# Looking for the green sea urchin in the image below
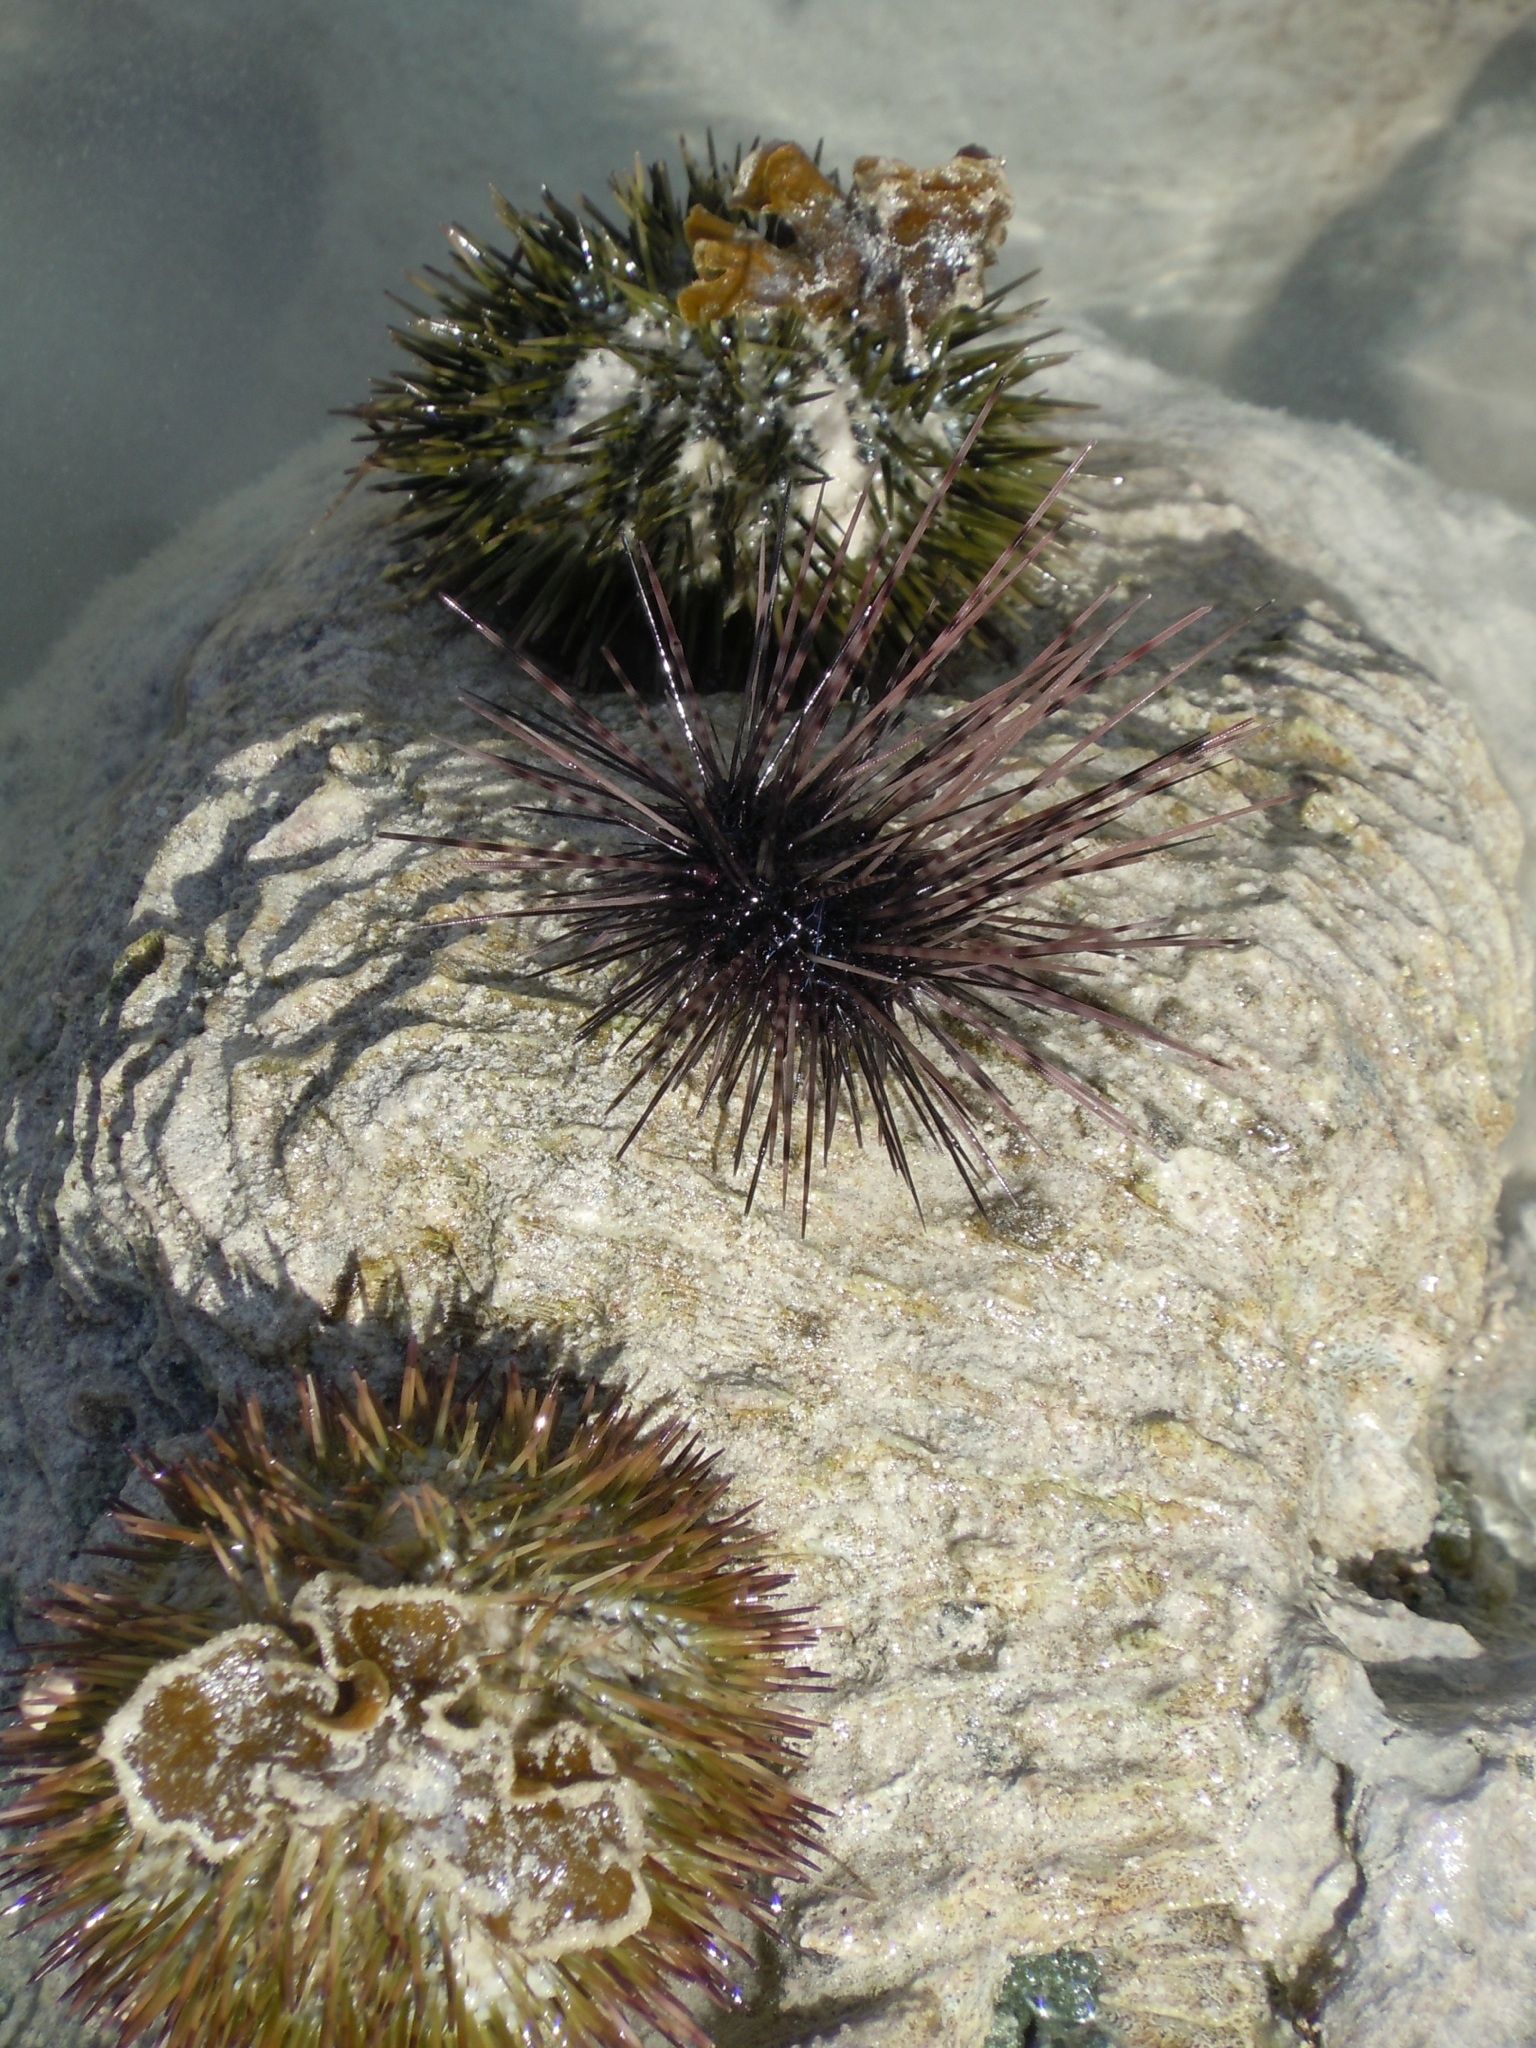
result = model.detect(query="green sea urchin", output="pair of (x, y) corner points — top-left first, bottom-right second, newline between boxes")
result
(353, 138), (1078, 680)
(1, 1356), (821, 2048)
(410, 428), (1281, 1228)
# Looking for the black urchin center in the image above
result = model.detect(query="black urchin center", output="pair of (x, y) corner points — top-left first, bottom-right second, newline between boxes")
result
(664, 782), (920, 1004)
(550, 757), (975, 1226)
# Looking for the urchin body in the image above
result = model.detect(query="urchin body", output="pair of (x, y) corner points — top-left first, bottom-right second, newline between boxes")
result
(1, 1359), (820, 2048)
(354, 141), (1076, 678)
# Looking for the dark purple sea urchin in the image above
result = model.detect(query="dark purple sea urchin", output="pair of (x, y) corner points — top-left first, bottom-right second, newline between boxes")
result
(417, 427), (1281, 1228)
(1, 1357), (821, 2048)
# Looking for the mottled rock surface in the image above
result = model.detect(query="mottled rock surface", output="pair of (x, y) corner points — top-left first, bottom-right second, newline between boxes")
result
(1, 359), (1531, 2047)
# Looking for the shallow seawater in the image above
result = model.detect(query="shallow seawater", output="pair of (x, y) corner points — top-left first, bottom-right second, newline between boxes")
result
(5, 0), (1535, 683)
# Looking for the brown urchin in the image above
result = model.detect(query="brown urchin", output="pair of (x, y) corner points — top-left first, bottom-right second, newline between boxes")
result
(0, 1353), (822, 2048)
(414, 428), (1282, 1227)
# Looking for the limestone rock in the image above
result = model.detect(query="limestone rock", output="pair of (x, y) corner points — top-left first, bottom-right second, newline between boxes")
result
(0, 356), (1530, 2047)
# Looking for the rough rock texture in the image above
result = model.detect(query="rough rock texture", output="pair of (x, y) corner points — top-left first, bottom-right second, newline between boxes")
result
(1069, 338), (1536, 930)
(1, 374), (1532, 2047)
(1306, 1218), (1536, 2047)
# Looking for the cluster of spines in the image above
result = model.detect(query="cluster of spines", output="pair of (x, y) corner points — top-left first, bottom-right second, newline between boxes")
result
(409, 418), (1281, 1228)
(354, 141), (1078, 681)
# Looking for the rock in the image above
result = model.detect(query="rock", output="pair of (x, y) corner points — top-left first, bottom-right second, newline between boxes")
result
(1066, 336), (1536, 912)
(1, 342), (1531, 2047)
(1293, 1608), (1536, 2048)
(1449, 1285), (1536, 1575)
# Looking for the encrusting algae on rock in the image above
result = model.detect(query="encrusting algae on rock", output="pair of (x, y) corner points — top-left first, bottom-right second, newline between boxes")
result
(354, 138), (1078, 678)
(678, 140), (1012, 363)
(0, 1352), (822, 2048)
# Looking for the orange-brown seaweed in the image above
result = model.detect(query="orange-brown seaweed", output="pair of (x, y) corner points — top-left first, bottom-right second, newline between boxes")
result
(680, 140), (1012, 362)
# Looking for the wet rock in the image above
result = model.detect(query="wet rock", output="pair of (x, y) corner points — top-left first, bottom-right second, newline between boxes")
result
(1, 345), (1530, 2047)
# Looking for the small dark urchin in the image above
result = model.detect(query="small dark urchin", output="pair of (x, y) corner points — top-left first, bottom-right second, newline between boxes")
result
(1, 1354), (821, 2048)
(414, 427), (1283, 1227)
(352, 137), (1078, 681)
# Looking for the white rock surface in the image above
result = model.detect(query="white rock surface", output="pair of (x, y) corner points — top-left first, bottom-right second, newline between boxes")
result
(1, 346), (1533, 2047)
(1068, 339), (1536, 916)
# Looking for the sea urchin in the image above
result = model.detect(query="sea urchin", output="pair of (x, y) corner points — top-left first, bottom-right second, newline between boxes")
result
(353, 138), (1077, 680)
(1, 1355), (821, 2048)
(414, 429), (1282, 1226)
